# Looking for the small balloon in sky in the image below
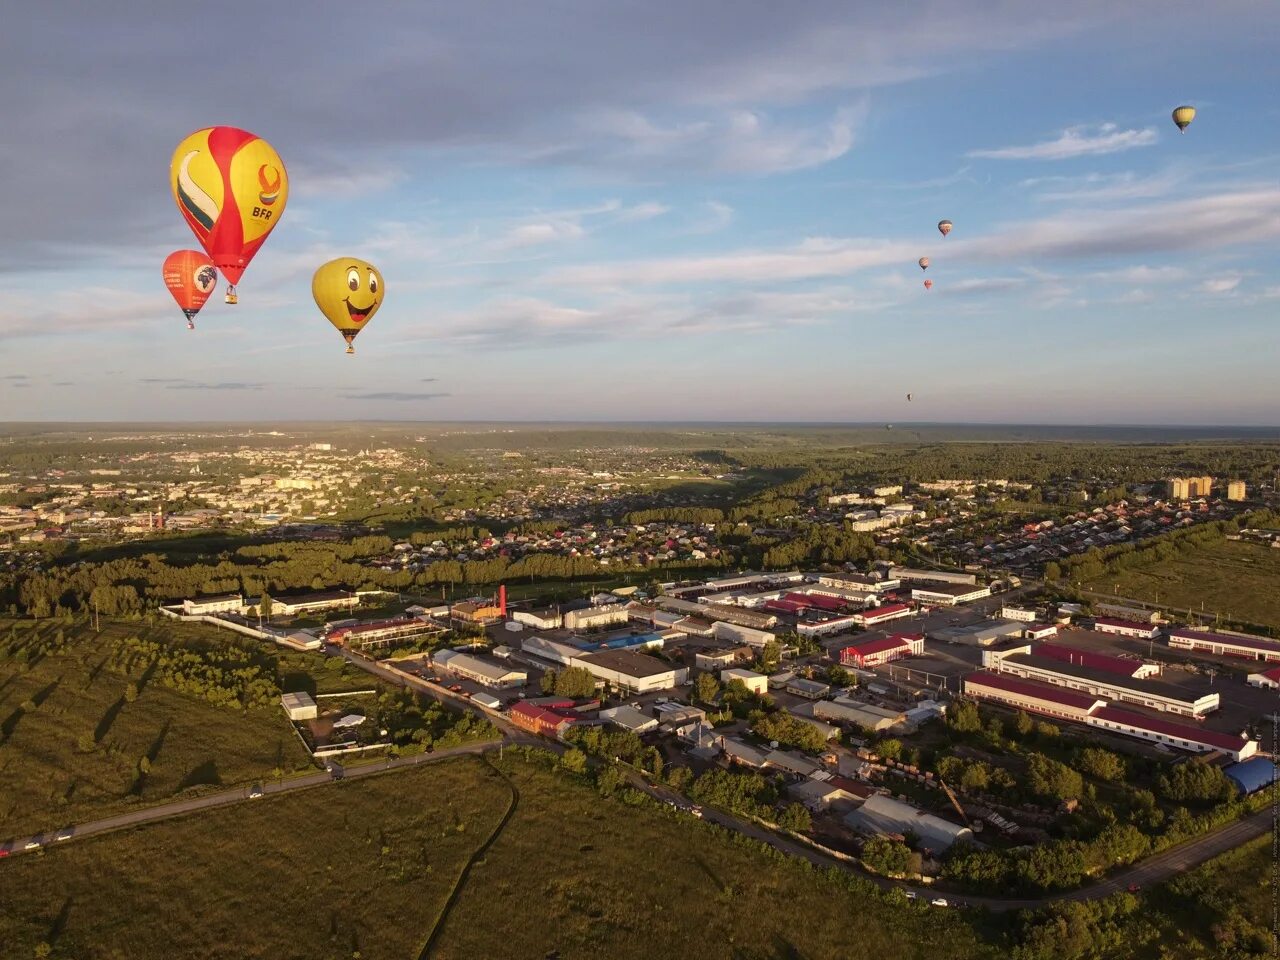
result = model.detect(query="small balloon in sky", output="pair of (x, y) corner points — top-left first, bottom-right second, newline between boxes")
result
(312, 257), (385, 354)
(162, 249), (218, 330)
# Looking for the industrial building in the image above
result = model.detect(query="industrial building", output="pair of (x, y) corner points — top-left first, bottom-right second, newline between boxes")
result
(1224, 758), (1277, 794)
(271, 591), (360, 616)
(520, 634), (582, 666)
(888, 566), (978, 586)
(1092, 618), (1159, 640)
(599, 704), (659, 734)
(327, 616), (442, 650)
(853, 603), (914, 627)
(818, 573), (901, 594)
(839, 633), (925, 668)
(694, 648), (740, 670)
(711, 620), (776, 649)
(281, 691), (318, 721)
(909, 582), (992, 606)
(1032, 642), (1162, 679)
(929, 620), (1024, 647)
(563, 603), (629, 631)
(1094, 603), (1159, 624)
(511, 607), (563, 630)
(451, 599), (504, 623)
(797, 614), (862, 639)
(509, 700), (578, 738)
(814, 698), (907, 732)
(432, 649), (528, 689)
(182, 593), (245, 616)
(655, 596), (779, 630)
(1001, 606), (1037, 622)
(785, 676), (831, 699)
(572, 649), (689, 694)
(963, 672), (1255, 761)
(983, 647), (1217, 717)
(1167, 628), (1280, 663)
(844, 794), (973, 853)
(1025, 623), (1059, 640)
(1247, 665), (1280, 689)
(720, 667), (768, 695)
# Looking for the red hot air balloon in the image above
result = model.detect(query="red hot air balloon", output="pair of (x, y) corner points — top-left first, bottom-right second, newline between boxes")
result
(169, 127), (289, 304)
(162, 249), (219, 329)
(923, 279), (933, 291)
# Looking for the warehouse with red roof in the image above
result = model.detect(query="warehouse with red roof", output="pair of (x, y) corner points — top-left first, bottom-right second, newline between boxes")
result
(839, 633), (925, 668)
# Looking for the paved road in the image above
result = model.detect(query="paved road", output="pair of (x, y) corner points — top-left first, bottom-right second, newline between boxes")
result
(1, 740), (497, 858)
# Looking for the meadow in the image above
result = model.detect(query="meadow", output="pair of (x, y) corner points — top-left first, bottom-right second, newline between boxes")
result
(1078, 539), (1280, 631)
(0, 617), (377, 838)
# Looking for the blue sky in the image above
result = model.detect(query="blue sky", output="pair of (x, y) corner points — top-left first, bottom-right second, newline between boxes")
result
(3, 1), (1279, 424)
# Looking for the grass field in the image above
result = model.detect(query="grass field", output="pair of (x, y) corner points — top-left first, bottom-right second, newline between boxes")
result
(0, 752), (993, 960)
(1079, 539), (1280, 631)
(0, 618), (378, 838)
(0, 757), (513, 959)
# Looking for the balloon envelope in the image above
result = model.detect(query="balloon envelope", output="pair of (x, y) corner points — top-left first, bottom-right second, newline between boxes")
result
(313, 257), (385, 353)
(923, 279), (933, 290)
(937, 220), (952, 237)
(170, 126), (288, 289)
(162, 249), (218, 329)
(918, 257), (929, 271)
(1172, 105), (1196, 132)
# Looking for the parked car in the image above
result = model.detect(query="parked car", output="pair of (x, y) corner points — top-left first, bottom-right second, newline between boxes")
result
(930, 898), (949, 908)
(55, 828), (73, 842)
(24, 840), (41, 851)
(904, 891), (917, 901)
(249, 785), (265, 799)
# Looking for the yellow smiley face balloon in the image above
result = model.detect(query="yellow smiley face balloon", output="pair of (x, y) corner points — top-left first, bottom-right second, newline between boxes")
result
(312, 257), (385, 354)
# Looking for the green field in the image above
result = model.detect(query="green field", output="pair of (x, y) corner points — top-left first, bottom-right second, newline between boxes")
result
(0, 752), (990, 960)
(1078, 539), (1280, 631)
(0, 618), (377, 838)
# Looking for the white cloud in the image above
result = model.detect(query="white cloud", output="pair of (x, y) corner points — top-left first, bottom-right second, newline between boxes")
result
(1028, 169), (1185, 202)
(499, 220), (587, 249)
(688, 201), (735, 234)
(561, 103), (865, 175)
(615, 202), (671, 222)
(970, 123), (1157, 161)
(1199, 274), (1242, 294)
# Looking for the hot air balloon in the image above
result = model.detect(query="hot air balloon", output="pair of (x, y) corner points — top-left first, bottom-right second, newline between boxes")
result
(918, 257), (929, 271)
(907, 393), (913, 402)
(170, 126), (289, 304)
(923, 279), (933, 291)
(937, 220), (953, 238)
(313, 257), (385, 354)
(162, 250), (219, 330)
(1172, 105), (1196, 133)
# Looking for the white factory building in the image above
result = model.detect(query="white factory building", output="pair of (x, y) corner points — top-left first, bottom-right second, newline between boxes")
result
(1092, 618), (1160, 640)
(281, 691), (318, 721)
(720, 667), (768, 696)
(1167, 628), (1280, 663)
(563, 603), (630, 631)
(433, 649), (528, 689)
(910, 583), (992, 607)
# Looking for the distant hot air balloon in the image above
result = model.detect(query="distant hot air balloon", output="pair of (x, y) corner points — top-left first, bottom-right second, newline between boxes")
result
(170, 126), (289, 304)
(313, 257), (385, 354)
(918, 257), (929, 271)
(907, 393), (913, 402)
(937, 220), (953, 238)
(923, 279), (933, 291)
(1172, 105), (1196, 133)
(162, 250), (218, 330)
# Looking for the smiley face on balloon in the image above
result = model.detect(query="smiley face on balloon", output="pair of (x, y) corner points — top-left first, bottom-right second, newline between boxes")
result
(312, 257), (385, 354)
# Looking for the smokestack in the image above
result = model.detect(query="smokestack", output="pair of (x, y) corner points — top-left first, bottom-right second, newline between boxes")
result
(498, 584), (507, 617)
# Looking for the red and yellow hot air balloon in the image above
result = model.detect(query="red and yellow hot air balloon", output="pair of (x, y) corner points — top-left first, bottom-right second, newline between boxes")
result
(918, 257), (929, 271)
(169, 126), (288, 304)
(937, 220), (953, 238)
(923, 279), (933, 291)
(162, 250), (219, 330)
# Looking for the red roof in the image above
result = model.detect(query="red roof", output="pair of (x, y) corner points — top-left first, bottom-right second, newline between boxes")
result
(964, 671), (1103, 711)
(764, 599), (806, 614)
(1090, 706), (1246, 752)
(796, 592), (846, 612)
(862, 603), (911, 620)
(1256, 665), (1280, 682)
(509, 701), (574, 726)
(1036, 642), (1150, 677)
(843, 633), (923, 658)
(1170, 629), (1280, 655)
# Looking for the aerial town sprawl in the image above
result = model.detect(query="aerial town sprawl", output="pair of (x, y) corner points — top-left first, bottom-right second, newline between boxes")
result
(2, 425), (1278, 959)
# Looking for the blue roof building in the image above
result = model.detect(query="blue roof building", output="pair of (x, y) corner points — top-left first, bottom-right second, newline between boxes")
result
(1224, 757), (1277, 795)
